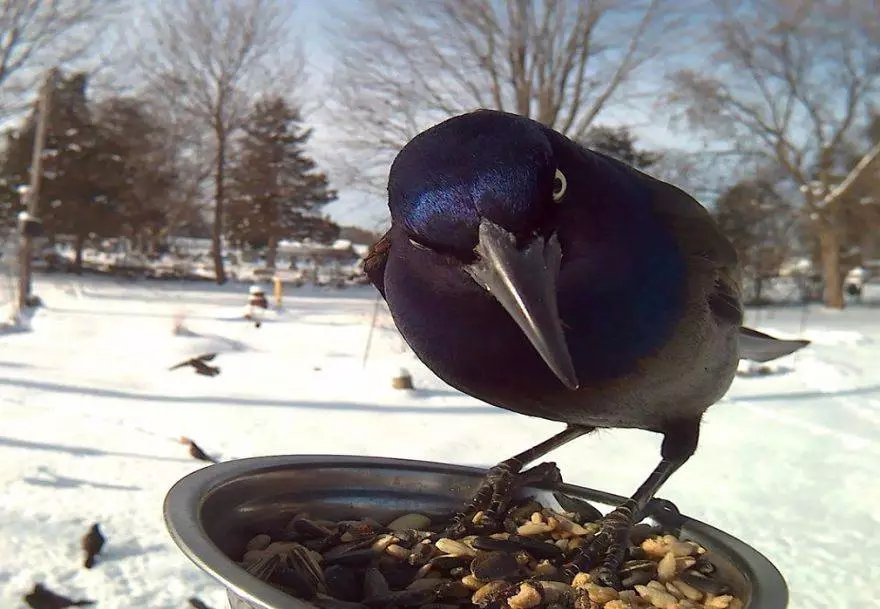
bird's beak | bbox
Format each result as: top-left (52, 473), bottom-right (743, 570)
top-left (464, 219), bottom-right (579, 390)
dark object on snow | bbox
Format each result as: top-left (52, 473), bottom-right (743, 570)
top-left (182, 437), bottom-right (218, 464)
top-left (188, 597), bottom-right (215, 609)
top-left (23, 583), bottom-right (95, 609)
top-left (390, 370), bottom-right (413, 390)
top-left (169, 353), bottom-right (220, 377)
top-left (248, 289), bottom-right (269, 309)
top-left (81, 523), bottom-right (105, 569)
top-left (365, 109), bottom-right (811, 587)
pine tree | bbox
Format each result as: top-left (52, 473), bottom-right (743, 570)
top-left (713, 178), bottom-right (795, 303)
top-left (581, 126), bottom-right (662, 171)
top-left (226, 96), bottom-right (337, 267)
top-left (95, 96), bottom-right (181, 253)
top-left (0, 72), bottom-right (127, 270)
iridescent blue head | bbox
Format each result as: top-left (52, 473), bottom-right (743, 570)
top-left (389, 110), bottom-right (566, 256)
top-left (387, 110), bottom-right (579, 390)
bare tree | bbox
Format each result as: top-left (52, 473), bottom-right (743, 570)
top-left (668, 0), bottom-right (880, 308)
top-left (135, 0), bottom-right (301, 284)
top-left (0, 0), bottom-right (122, 115)
top-left (327, 0), bottom-right (697, 196)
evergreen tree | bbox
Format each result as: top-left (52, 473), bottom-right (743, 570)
top-left (1, 72), bottom-right (127, 270)
top-left (95, 96), bottom-right (181, 252)
top-left (581, 126), bottom-right (662, 171)
top-left (713, 178), bottom-right (795, 302)
top-left (226, 96), bottom-right (337, 267)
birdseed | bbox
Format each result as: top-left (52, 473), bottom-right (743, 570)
top-left (236, 498), bottom-right (743, 609)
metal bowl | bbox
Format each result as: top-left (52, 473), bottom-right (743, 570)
top-left (164, 455), bottom-right (788, 609)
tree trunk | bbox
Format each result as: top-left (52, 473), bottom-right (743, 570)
top-left (74, 231), bottom-right (85, 275)
top-left (266, 230), bottom-right (278, 269)
top-left (819, 227), bottom-right (844, 309)
top-left (212, 129), bottom-right (228, 285)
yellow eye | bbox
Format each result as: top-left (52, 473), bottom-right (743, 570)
top-left (552, 169), bottom-right (567, 201)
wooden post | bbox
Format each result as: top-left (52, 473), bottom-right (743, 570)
top-left (17, 69), bottom-right (58, 313)
top-left (273, 275), bottom-right (283, 308)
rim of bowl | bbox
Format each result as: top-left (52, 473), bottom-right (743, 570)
top-left (164, 455), bottom-right (789, 609)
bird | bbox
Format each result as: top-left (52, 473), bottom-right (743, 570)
top-left (81, 522), bottom-right (105, 569)
top-left (23, 583), bottom-right (95, 609)
top-left (364, 109), bottom-right (810, 587)
top-left (180, 436), bottom-right (219, 464)
top-left (188, 597), bottom-right (216, 609)
top-left (169, 352), bottom-right (220, 377)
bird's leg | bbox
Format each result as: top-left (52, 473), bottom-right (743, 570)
top-left (444, 424), bottom-right (593, 537)
top-left (563, 421), bottom-right (700, 589)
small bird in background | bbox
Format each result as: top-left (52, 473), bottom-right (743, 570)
top-left (81, 522), bottom-right (105, 569)
top-left (23, 583), bottom-right (95, 609)
top-left (169, 353), bottom-right (220, 377)
top-left (188, 597), bottom-right (216, 609)
top-left (180, 436), bottom-right (219, 464)
top-left (366, 109), bottom-right (809, 587)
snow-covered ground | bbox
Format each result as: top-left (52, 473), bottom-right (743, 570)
top-left (1, 275), bottom-right (878, 609)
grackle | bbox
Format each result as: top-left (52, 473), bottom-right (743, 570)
top-left (169, 353), bottom-right (220, 377)
top-left (81, 522), bottom-right (105, 569)
top-left (23, 583), bottom-right (95, 609)
top-left (365, 109), bottom-right (809, 587)
top-left (180, 437), bottom-right (219, 464)
top-left (188, 597), bottom-right (216, 609)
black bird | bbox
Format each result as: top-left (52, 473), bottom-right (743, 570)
top-left (181, 436), bottom-right (219, 464)
top-left (81, 522), bottom-right (105, 569)
top-left (188, 597), bottom-right (216, 609)
top-left (169, 353), bottom-right (220, 377)
top-left (23, 583), bottom-right (95, 609)
top-left (365, 109), bottom-right (809, 586)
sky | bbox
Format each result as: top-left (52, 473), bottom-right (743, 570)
top-left (4, 0), bottom-right (827, 233)
top-left (285, 0), bottom-right (707, 231)
top-left (0, 0), bottom-right (711, 232)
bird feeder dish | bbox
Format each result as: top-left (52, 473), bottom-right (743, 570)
top-left (164, 455), bottom-right (789, 609)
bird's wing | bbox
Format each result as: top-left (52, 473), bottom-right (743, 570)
top-left (635, 164), bottom-right (745, 327)
top-left (738, 327), bottom-right (810, 362)
top-left (196, 352), bottom-right (218, 362)
top-left (364, 229), bottom-right (392, 298)
top-left (584, 149), bottom-right (739, 272)
top-left (168, 360), bottom-right (192, 371)
top-left (644, 177), bottom-right (739, 271)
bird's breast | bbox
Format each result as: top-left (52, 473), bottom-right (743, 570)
top-left (383, 232), bottom-right (737, 431)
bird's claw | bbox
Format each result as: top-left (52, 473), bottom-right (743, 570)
top-left (442, 460), bottom-right (563, 538)
top-left (563, 499), bottom-right (638, 589)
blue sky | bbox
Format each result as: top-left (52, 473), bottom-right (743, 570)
top-left (0, 1), bottom-right (751, 232)
top-left (293, 0), bottom-right (706, 230)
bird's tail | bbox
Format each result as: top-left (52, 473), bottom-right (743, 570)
top-left (83, 554), bottom-right (95, 569)
top-left (72, 601), bottom-right (96, 607)
top-left (738, 327), bottom-right (810, 363)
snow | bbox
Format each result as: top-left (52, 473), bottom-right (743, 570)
top-left (1, 275), bottom-right (879, 609)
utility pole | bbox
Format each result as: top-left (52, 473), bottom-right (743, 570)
top-left (17, 68), bottom-right (58, 314)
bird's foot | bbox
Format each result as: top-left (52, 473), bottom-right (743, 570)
top-left (562, 499), bottom-right (639, 589)
top-left (442, 460), bottom-right (562, 538)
